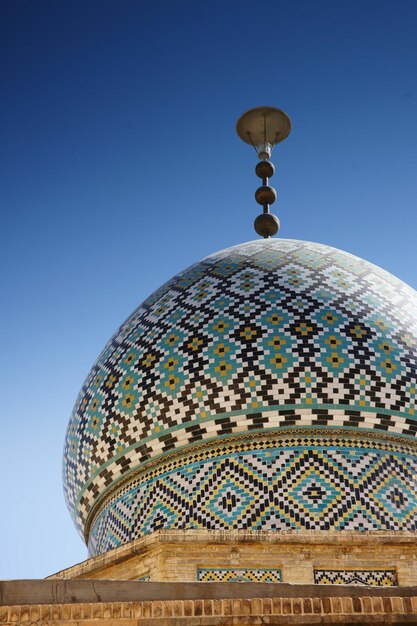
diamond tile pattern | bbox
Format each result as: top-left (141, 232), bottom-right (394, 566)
top-left (87, 435), bottom-right (417, 555)
top-left (63, 239), bottom-right (417, 544)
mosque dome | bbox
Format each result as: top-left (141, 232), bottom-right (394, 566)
top-left (63, 238), bottom-right (417, 556)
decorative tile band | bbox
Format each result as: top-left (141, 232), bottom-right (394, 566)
top-left (63, 239), bottom-right (417, 541)
top-left (197, 568), bottom-right (282, 583)
top-left (87, 435), bottom-right (417, 555)
top-left (314, 569), bottom-right (397, 586)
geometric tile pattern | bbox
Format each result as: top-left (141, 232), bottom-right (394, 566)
top-left (87, 434), bottom-right (417, 555)
top-left (63, 239), bottom-right (417, 543)
top-left (314, 569), bottom-right (397, 586)
top-left (197, 568), bottom-right (282, 582)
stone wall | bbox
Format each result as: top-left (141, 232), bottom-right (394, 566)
top-left (50, 530), bottom-right (417, 586)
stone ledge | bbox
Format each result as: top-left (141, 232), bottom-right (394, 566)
top-left (3, 580), bottom-right (417, 606)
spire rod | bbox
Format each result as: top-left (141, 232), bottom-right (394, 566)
top-left (236, 106), bottom-right (291, 238)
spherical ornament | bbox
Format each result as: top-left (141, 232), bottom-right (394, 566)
top-left (255, 185), bottom-right (277, 206)
top-left (63, 239), bottom-right (417, 556)
top-left (254, 212), bottom-right (280, 237)
top-left (255, 161), bottom-right (275, 179)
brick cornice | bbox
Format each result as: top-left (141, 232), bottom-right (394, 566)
top-left (1, 594), bottom-right (417, 624)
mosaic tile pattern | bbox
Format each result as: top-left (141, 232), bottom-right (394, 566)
top-left (197, 568), bottom-right (282, 582)
top-left (63, 239), bottom-right (417, 542)
top-left (87, 435), bottom-right (417, 555)
top-left (314, 569), bottom-right (397, 586)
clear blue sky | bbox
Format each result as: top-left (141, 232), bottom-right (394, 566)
top-left (1, 0), bottom-right (416, 579)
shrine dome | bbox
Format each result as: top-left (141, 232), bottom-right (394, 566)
top-left (63, 238), bottom-right (417, 556)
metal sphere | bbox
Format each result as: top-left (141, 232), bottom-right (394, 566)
top-left (255, 161), bottom-right (275, 179)
top-left (254, 213), bottom-right (280, 238)
top-left (255, 185), bottom-right (277, 206)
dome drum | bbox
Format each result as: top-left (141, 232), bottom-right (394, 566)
top-left (87, 431), bottom-right (417, 555)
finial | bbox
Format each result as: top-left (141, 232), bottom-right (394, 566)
top-left (236, 106), bottom-right (291, 238)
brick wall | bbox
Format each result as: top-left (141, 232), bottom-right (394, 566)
top-left (1, 579), bottom-right (417, 625)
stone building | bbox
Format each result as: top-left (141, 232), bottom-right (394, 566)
top-left (2, 108), bottom-right (417, 624)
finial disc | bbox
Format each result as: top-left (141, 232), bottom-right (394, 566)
top-left (254, 213), bottom-right (280, 238)
top-left (236, 106), bottom-right (291, 147)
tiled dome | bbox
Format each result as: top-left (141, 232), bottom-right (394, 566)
top-left (63, 239), bottom-right (417, 555)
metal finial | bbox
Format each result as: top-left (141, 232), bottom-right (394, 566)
top-left (236, 106), bottom-right (291, 238)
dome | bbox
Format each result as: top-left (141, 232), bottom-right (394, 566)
top-left (63, 239), bottom-right (417, 556)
